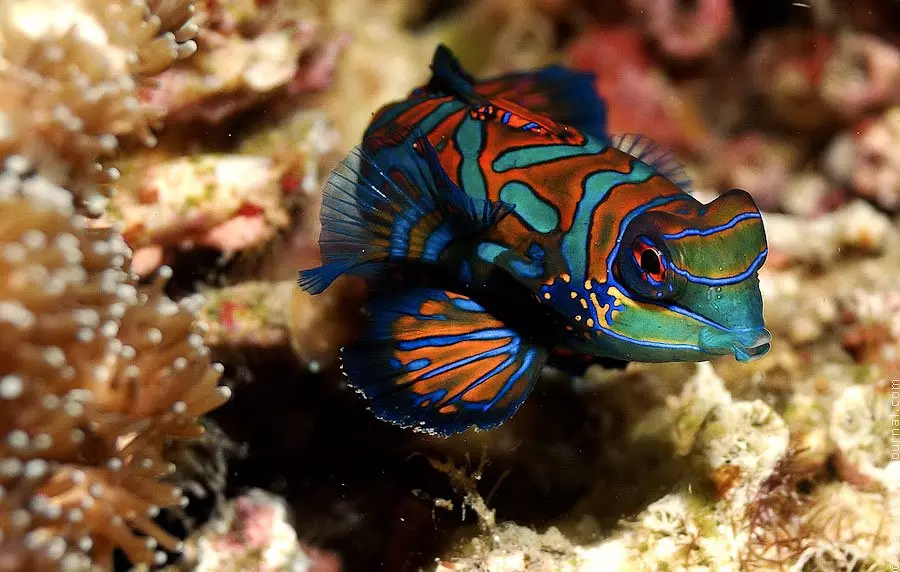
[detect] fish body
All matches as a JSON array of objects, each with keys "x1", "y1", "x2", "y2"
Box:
[{"x1": 299, "y1": 46, "x2": 769, "y2": 435}]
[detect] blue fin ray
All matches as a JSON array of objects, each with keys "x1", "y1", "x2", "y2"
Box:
[
  {"x1": 611, "y1": 134, "x2": 693, "y2": 192},
  {"x1": 298, "y1": 135, "x2": 510, "y2": 294}
]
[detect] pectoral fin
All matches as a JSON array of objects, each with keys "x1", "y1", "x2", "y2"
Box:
[{"x1": 341, "y1": 288, "x2": 549, "y2": 435}]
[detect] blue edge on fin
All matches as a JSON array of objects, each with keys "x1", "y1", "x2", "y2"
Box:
[{"x1": 341, "y1": 288, "x2": 549, "y2": 436}]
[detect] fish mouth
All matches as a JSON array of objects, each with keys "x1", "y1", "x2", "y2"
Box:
[{"x1": 699, "y1": 327, "x2": 771, "y2": 363}]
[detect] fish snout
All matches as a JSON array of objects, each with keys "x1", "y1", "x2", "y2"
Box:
[{"x1": 699, "y1": 327, "x2": 771, "y2": 362}]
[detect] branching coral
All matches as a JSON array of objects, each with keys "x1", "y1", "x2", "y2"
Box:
[
  {"x1": 0, "y1": 0, "x2": 201, "y2": 215},
  {"x1": 0, "y1": 158, "x2": 230, "y2": 570}
]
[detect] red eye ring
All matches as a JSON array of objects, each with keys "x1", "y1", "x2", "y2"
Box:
[{"x1": 633, "y1": 242, "x2": 666, "y2": 284}]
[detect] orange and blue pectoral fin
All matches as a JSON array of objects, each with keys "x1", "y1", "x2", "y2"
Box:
[
  {"x1": 298, "y1": 134, "x2": 511, "y2": 294},
  {"x1": 341, "y1": 288, "x2": 549, "y2": 435}
]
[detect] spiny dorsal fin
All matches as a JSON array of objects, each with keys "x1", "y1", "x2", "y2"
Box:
[
  {"x1": 611, "y1": 134, "x2": 692, "y2": 192},
  {"x1": 426, "y1": 45, "x2": 483, "y2": 104}
]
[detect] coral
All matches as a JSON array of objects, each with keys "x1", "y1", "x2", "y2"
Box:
[
  {"x1": 820, "y1": 33, "x2": 900, "y2": 119},
  {"x1": 627, "y1": 0, "x2": 734, "y2": 61},
  {"x1": 838, "y1": 287, "x2": 900, "y2": 372},
  {"x1": 748, "y1": 30, "x2": 834, "y2": 131},
  {"x1": 181, "y1": 489, "x2": 341, "y2": 572},
  {"x1": 200, "y1": 281, "x2": 296, "y2": 348},
  {"x1": 762, "y1": 200, "x2": 891, "y2": 268},
  {"x1": 711, "y1": 133, "x2": 801, "y2": 211},
  {"x1": 428, "y1": 0, "x2": 557, "y2": 76},
  {"x1": 314, "y1": 0, "x2": 433, "y2": 144},
  {"x1": 779, "y1": 172, "x2": 838, "y2": 218},
  {"x1": 829, "y1": 383, "x2": 898, "y2": 489},
  {"x1": 196, "y1": 276, "x2": 364, "y2": 370},
  {"x1": 111, "y1": 152, "x2": 289, "y2": 276},
  {"x1": 435, "y1": 523, "x2": 579, "y2": 572},
  {"x1": 0, "y1": 0, "x2": 200, "y2": 215},
  {"x1": 142, "y1": 3, "x2": 345, "y2": 125},
  {"x1": 0, "y1": 158, "x2": 230, "y2": 570},
  {"x1": 567, "y1": 26, "x2": 711, "y2": 153},
  {"x1": 802, "y1": 483, "x2": 894, "y2": 565},
  {"x1": 847, "y1": 107, "x2": 900, "y2": 211},
  {"x1": 682, "y1": 375, "x2": 790, "y2": 511}
]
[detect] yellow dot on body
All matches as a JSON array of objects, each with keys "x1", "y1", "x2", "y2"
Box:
[
  {"x1": 575, "y1": 315, "x2": 582, "y2": 321},
  {"x1": 543, "y1": 292, "x2": 551, "y2": 300},
  {"x1": 570, "y1": 291, "x2": 578, "y2": 299},
  {"x1": 587, "y1": 318, "x2": 595, "y2": 327}
]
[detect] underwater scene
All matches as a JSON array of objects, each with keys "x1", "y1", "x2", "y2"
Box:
[{"x1": 0, "y1": 0, "x2": 898, "y2": 570}]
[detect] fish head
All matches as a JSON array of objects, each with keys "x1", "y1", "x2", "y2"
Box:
[{"x1": 599, "y1": 188, "x2": 770, "y2": 362}]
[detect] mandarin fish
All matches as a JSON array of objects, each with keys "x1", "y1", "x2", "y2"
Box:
[{"x1": 298, "y1": 45, "x2": 770, "y2": 436}]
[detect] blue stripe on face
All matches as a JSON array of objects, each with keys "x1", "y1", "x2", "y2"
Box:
[
  {"x1": 661, "y1": 212, "x2": 762, "y2": 240},
  {"x1": 563, "y1": 161, "x2": 657, "y2": 279},
  {"x1": 668, "y1": 250, "x2": 768, "y2": 286},
  {"x1": 492, "y1": 137, "x2": 607, "y2": 172},
  {"x1": 604, "y1": 195, "x2": 690, "y2": 279}
]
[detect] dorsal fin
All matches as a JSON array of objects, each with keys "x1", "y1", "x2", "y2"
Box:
[
  {"x1": 426, "y1": 45, "x2": 586, "y2": 143},
  {"x1": 611, "y1": 134, "x2": 692, "y2": 192},
  {"x1": 474, "y1": 65, "x2": 607, "y2": 140},
  {"x1": 426, "y1": 44, "x2": 484, "y2": 104}
]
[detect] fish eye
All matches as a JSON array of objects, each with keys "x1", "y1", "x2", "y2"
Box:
[{"x1": 633, "y1": 240, "x2": 667, "y2": 285}]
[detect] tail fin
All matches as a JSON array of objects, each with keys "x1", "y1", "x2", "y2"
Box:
[{"x1": 298, "y1": 135, "x2": 510, "y2": 294}]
